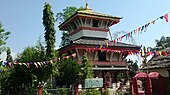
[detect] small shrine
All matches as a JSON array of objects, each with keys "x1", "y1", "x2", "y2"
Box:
[{"x1": 58, "y1": 3, "x2": 141, "y2": 86}]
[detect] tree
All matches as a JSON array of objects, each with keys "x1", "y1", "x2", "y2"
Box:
[
  {"x1": 56, "y1": 6, "x2": 84, "y2": 47},
  {"x1": 1, "y1": 39, "x2": 53, "y2": 94},
  {"x1": 81, "y1": 52, "x2": 94, "y2": 79},
  {"x1": 0, "y1": 22, "x2": 11, "y2": 57},
  {"x1": 56, "y1": 6, "x2": 84, "y2": 23},
  {"x1": 57, "y1": 58, "x2": 81, "y2": 86},
  {"x1": 43, "y1": 2, "x2": 56, "y2": 59},
  {"x1": 127, "y1": 60, "x2": 139, "y2": 80},
  {"x1": 151, "y1": 36, "x2": 170, "y2": 51},
  {"x1": 6, "y1": 47, "x2": 13, "y2": 62}
]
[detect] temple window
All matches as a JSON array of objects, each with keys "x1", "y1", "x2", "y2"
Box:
[
  {"x1": 92, "y1": 19, "x2": 99, "y2": 27},
  {"x1": 98, "y1": 50, "x2": 106, "y2": 61}
]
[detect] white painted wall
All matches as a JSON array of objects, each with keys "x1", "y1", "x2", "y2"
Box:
[{"x1": 71, "y1": 30, "x2": 108, "y2": 41}]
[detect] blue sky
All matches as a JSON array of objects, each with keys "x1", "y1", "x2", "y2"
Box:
[{"x1": 0, "y1": 0, "x2": 170, "y2": 60}]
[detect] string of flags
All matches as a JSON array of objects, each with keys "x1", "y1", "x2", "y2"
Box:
[
  {"x1": 141, "y1": 50, "x2": 170, "y2": 57},
  {"x1": 98, "y1": 12, "x2": 169, "y2": 50},
  {"x1": 0, "y1": 53, "x2": 76, "y2": 69},
  {"x1": 113, "y1": 12, "x2": 169, "y2": 43}
]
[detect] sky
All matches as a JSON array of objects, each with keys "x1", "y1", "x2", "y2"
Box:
[{"x1": 0, "y1": 0, "x2": 170, "y2": 61}]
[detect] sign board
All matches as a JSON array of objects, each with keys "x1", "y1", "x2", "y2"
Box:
[{"x1": 85, "y1": 78, "x2": 103, "y2": 88}]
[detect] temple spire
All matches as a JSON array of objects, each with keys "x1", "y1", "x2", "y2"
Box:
[
  {"x1": 85, "y1": 0, "x2": 89, "y2": 10},
  {"x1": 84, "y1": 0, "x2": 92, "y2": 11}
]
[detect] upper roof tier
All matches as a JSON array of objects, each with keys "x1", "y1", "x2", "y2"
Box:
[{"x1": 58, "y1": 8, "x2": 122, "y2": 31}]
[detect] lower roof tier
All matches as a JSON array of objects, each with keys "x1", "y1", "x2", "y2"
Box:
[{"x1": 58, "y1": 37, "x2": 141, "y2": 54}]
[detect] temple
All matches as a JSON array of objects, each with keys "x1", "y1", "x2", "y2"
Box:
[{"x1": 58, "y1": 4, "x2": 140, "y2": 86}]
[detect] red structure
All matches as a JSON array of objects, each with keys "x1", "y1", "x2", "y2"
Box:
[
  {"x1": 148, "y1": 72, "x2": 164, "y2": 95},
  {"x1": 132, "y1": 72, "x2": 152, "y2": 95},
  {"x1": 38, "y1": 84, "x2": 43, "y2": 95}
]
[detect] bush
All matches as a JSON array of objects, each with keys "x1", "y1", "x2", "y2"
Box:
[
  {"x1": 57, "y1": 88, "x2": 69, "y2": 95},
  {"x1": 80, "y1": 89, "x2": 101, "y2": 95}
]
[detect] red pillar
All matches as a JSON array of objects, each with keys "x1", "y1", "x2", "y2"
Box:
[
  {"x1": 38, "y1": 84, "x2": 43, "y2": 95},
  {"x1": 104, "y1": 83, "x2": 108, "y2": 90},
  {"x1": 74, "y1": 83, "x2": 78, "y2": 95},
  {"x1": 146, "y1": 78, "x2": 152, "y2": 95},
  {"x1": 133, "y1": 78, "x2": 138, "y2": 95}
]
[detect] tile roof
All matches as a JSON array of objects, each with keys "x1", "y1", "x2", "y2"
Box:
[
  {"x1": 142, "y1": 55, "x2": 170, "y2": 69},
  {"x1": 77, "y1": 9, "x2": 122, "y2": 19},
  {"x1": 73, "y1": 38, "x2": 140, "y2": 48}
]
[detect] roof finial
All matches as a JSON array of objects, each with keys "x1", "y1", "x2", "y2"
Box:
[{"x1": 85, "y1": 0, "x2": 89, "y2": 10}]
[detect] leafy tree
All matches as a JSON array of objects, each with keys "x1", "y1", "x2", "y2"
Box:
[
  {"x1": 6, "y1": 47, "x2": 13, "y2": 62},
  {"x1": 57, "y1": 58, "x2": 81, "y2": 86},
  {"x1": 151, "y1": 36, "x2": 170, "y2": 51},
  {"x1": 56, "y1": 6, "x2": 84, "y2": 22},
  {"x1": 43, "y1": 2, "x2": 56, "y2": 59},
  {"x1": 56, "y1": 6, "x2": 84, "y2": 47},
  {"x1": 0, "y1": 22, "x2": 11, "y2": 57},
  {"x1": 127, "y1": 60, "x2": 139, "y2": 79},
  {"x1": 1, "y1": 39, "x2": 53, "y2": 94},
  {"x1": 60, "y1": 31, "x2": 70, "y2": 47},
  {"x1": 81, "y1": 52, "x2": 94, "y2": 79}
]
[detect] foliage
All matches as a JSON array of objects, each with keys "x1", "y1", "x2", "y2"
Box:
[
  {"x1": 127, "y1": 60, "x2": 139, "y2": 80},
  {"x1": 43, "y1": 2, "x2": 56, "y2": 60},
  {"x1": 60, "y1": 31, "x2": 70, "y2": 47},
  {"x1": 151, "y1": 36, "x2": 170, "y2": 51},
  {"x1": 56, "y1": 6, "x2": 84, "y2": 47},
  {"x1": 102, "y1": 89, "x2": 109, "y2": 95},
  {"x1": 57, "y1": 58, "x2": 81, "y2": 86},
  {"x1": 80, "y1": 89, "x2": 101, "y2": 95},
  {"x1": 56, "y1": 6, "x2": 84, "y2": 22},
  {"x1": 81, "y1": 52, "x2": 94, "y2": 80},
  {"x1": 6, "y1": 47, "x2": 13, "y2": 62},
  {"x1": 0, "y1": 22, "x2": 11, "y2": 56},
  {"x1": 0, "y1": 38, "x2": 54, "y2": 94},
  {"x1": 57, "y1": 88, "x2": 70, "y2": 95}
]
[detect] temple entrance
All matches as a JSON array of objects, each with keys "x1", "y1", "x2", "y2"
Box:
[
  {"x1": 131, "y1": 72, "x2": 152, "y2": 95},
  {"x1": 148, "y1": 72, "x2": 164, "y2": 95}
]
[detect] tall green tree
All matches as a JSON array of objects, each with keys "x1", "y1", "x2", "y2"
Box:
[
  {"x1": 81, "y1": 52, "x2": 94, "y2": 79},
  {"x1": 56, "y1": 6, "x2": 84, "y2": 47},
  {"x1": 0, "y1": 22, "x2": 11, "y2": 57},
  {"x1": 43, "y1": 2, "x2": 56, "y2": 59},
  {"x1": 6, "y1": 47, "x2": 13, "y2": 62}
]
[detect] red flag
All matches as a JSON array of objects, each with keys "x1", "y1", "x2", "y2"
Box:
[
  {"x1": 164, "y1": 14, "x2": 168, "y2": 22},
  {"x1": 27, "y1": 63, "x2": 30, "y2": 69}
]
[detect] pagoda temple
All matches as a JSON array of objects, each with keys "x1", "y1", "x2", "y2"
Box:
[{"x1": 58, "y1": 4, "x2": 140, "y2": 86}]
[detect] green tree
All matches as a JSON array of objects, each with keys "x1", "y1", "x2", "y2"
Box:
[
  {"x1": 43, "y1": 2, "x2": 56, "y2": 59},
  {"x1": 0, "y1": 22, "x2": 11, "y2": 57},
  {"x1": 81, "y1": 52, "x2": 94, "y2": 79},
  {"x1": 1, "y1": 39, "x2": 53, "y2": 94},
  {"x1": 56, "y1": 6, "x2": 84, "y2": 47},
  {"x1": 127, "y1": 60, "x2": 139, "y2": 79},
  {"x1": 57, "y1": 58, "x2": 81, "y2": 86},
  {"x1": 6, "y1": 47, "x2": 13, "y2": 62},
  {"x1": 150, "y1": 36, "x2": 170, "y2": 51},
  {"x1": 56, "y1": 6, "x2": 84, "y2": 22}
]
